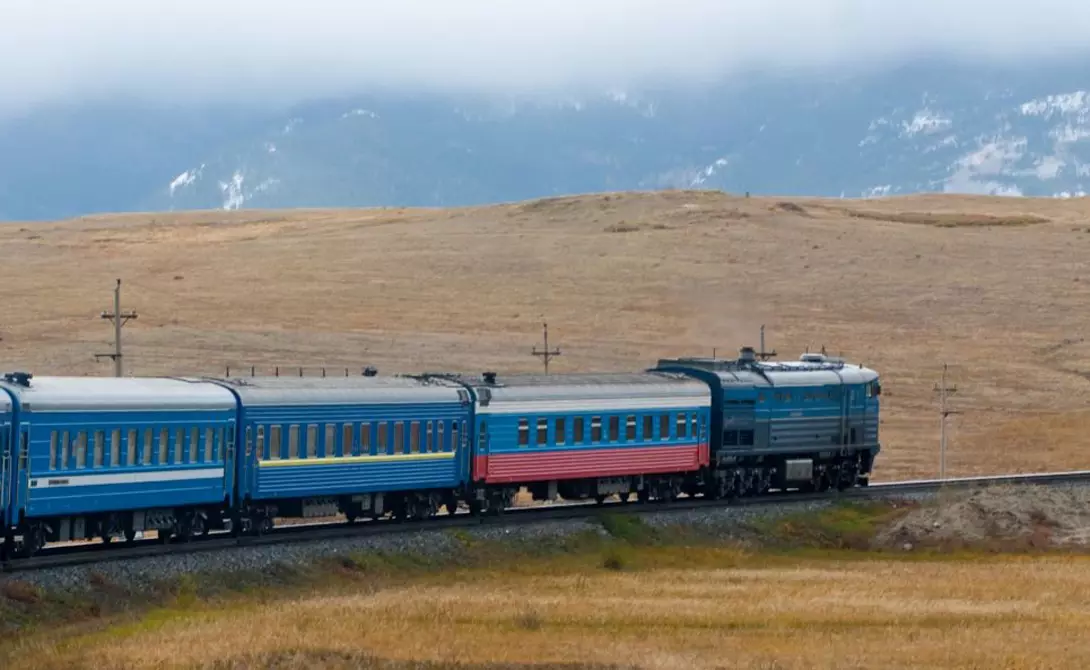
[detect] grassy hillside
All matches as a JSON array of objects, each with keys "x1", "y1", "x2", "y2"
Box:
[{"x1": 3, "y1": 189, "x2": 1090, "y2": 480}]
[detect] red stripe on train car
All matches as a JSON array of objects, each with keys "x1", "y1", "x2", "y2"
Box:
[{"x1": 474, "y1": 443, "x2": 708, "y2": 484}]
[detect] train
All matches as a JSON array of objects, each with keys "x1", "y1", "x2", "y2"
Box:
[{"x1": 0, "y1": 346, "x2": 881, "y2": 558}]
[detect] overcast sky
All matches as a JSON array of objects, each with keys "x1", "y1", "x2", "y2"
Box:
[{"x1": 3, "y1": 1, "x2": 1090, "y2": 116}]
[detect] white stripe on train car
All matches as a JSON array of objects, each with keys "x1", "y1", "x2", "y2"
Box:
[
  {"x1": 476, "y1": 397, "x2": 708, "y2": 415},
  {"x1": 29, "y1": 468, "x2": 225, "y2": 489}
]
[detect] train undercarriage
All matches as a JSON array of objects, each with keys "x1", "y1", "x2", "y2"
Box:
[{"x1": 2, "y1": 449, "x2": 873, "y2": 559}]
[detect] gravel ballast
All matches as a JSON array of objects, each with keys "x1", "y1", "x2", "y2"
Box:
[{"x1": 7, "y1": 482, "x2": 1084, "y2": 596}]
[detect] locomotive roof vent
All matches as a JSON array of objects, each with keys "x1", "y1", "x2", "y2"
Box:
[
  {"x1": 482, "y1": 371, "x2": 498, "y2": 385},
  {"x1": 2, "y1": 371, "x2": 33, "y2": 387},
  {"x1": 362, "y1": 366, "x2": 378, "y2": 377},
  {"x1": 800, "y1": 353, "x2": 827, "y2": 363},
  {"x1": 738, "y1": 347, "x2": 757, "y2": 364}
]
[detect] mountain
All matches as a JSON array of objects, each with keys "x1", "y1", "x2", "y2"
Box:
[{"x1": 1, "y1": 60, "x2": 1089, "y2": 220}]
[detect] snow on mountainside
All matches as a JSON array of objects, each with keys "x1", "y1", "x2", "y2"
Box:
[
  {"x1": 2, "y1": 61, "x2": 1089, "y2": 220},
  {"x1": 161, "y1": 72, "x2": 1090, "y2": 213},
  {"x1": 856, "y1": 90, "x2": 1090, "y2": 198}
]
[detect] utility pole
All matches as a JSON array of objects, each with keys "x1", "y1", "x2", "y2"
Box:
[
  {"x1": 531, "y1": 322, "x2": 561, "y2": 374},
  {"x1": 756, "y1": 324, "x2": 777, "y2": 360},
  {"x1": 95, "y1": 279, "x2": 138, "y2": 377},
  {"x1": 933, "y1": 363, "x2": 958, "y2": 479}
]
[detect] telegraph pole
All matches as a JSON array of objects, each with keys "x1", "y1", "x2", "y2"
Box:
[
  {"x1": 756, "y1": 324, "x2": 777, "y2": 360},
  {"x1": 95, "y1": 279, "x2": 138, "y2": 377},
  {"x1": 531, "y1": 322, "x2": 561, "y2": 374},
  {"x1": 933, "y1": 363, "x2": 958, "y2": 479}
]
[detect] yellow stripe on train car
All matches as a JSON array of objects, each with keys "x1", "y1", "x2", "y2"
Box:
[{"x1": 258, "y1": 452, "x2": 457, "y2": 468}]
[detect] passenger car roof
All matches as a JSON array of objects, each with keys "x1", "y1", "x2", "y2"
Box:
[{"x1": 0, "y1": 376, "x2": 236, "y2": 412}]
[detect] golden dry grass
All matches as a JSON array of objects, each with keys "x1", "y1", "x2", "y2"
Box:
[
  {"x1": 5, "y1": 189, "x2": 1090, "y2": 481},
  {"x1": 14, "y1": 549, "x2": 1090, "y2": 669}
]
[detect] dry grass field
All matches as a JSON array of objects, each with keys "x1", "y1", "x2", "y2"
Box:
[
  {"x1": 4, "y1": 189, "x2": 1090, "y2": 480},
  {"x1": 14, "y1": 549, "x2": 1090, "y2": 669}
]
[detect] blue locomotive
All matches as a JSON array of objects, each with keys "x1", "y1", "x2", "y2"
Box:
[{"x1": 0, "y1": 347, "x2": 881, "y2": 557}]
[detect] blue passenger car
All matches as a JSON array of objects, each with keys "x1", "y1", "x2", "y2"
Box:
[
  {"x1": 0, "y1": 374, "x2": 237, "y2": 555},
  {"x1": 219, "y1": 375, "x2": 473, "y2": 529},
  {"x1": 462, "y1": 371, "x2": 712, "y2": 510},
  {"x1": 656, "y1": 348, "x2": 881, "y2": 496}
]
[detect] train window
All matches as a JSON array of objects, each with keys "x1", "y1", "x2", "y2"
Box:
[
  {"x1": 75, "y1": 432, "x2": 87, "y2": 469},
  {"x1": 49, "y1": 432, "x2": 58, "y2": 470},
  {"x1": 217, "y1": 427, "x2": 226, "y2": 461},
  {"x1": 93, "y1": 430, "x2": 104, "y2": 468},
  {"x1": 307, "y1": 424, "x2": 319, "y2": 458},
  {"x1": 361, "y1": 423, "x2": 371, "y2": 455},
  {"x1": 437, "y1": 421, "x2": 444, "y2": 453},
  {"x1": 377, "y1": 423, "x2": 387, "y2": 454},
  {"x1": 256, "y1": 426, "x2": 266, "y2": 461},
  {"x1": 188, "y1": 427, "x2": 198, "y2": 463},
  {"x1": 343, "y1": 424, "x2": 354, "y2": 457},
  {"x1": 175, "y1": 428, "x2": 185, "y2": 464},
  {"x1": 450, "y1": 421, "x2": 459, "y2": 452},
  {"x1": 643, "y1": 416, "x2": 653, "y2": 441},
  {"x1": 676, "y1": 414, "x2": 687, "y2": 439},
  {"x1": 573, "y1": 417, "x2": 584, "y2": 444},
  {"x1": 591, "y1": 417, "x2": 602, "y2": 443},
  {"x1": 477, "y1": 421, "x2": 487, "y2": 451},
  {"x1": 410, "y1": 421, "x2": 421, "y2": 454},
  {"x1": 659, "y1": 414, "x2": 669, "y2": 439},
  {"x1": 111, "y1": 429, "x2": 121, "y2": 467},
  {"x1": 426, "y1": 421, "x2": 434, "y2": 453},
  {"x1": 325, "y1": 424, "x2": 337, "y2": 458},
  {"x1": 393, "y1": 422, "x2": 404, "y2": 455},
  {"x1": 691, "y1": 414, "x2": 698, "y2": 438},
  {"x1": 266, "y1": 425, "x2": 279, "y2": 461},
  {"x1": 739, "y1": 430, "x2": 754, "y2": 446},
  {"x1": 127, "y1": 429, "x2": 138, "y2": 466},
  {"x1": 143, "y1": 428, "x2": 153, "y2": 465},
  {"x1": 60, "y1": 431, "x2": 70, "y2": 469},
  {"x1": 289, "y1": 425, "x2": 300, "y2": 459},
  {"x1": 518, "y1": 419, "x2": 529, "y2": 447},
  {"x1": 609, "y1": 416, "x2": 619, "y2": 442},
  {"x1": 555, "y1": 418, "x2": 566, "y2": 446},
  {"x1": 204, "y1": 428, "x2": 213, "y2": 462},
  {"x1": 536, "y1": 418, "x2": 548, "y2": 446}
]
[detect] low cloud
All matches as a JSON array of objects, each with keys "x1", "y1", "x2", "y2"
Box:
[{"x1": 3, "y1": 0, "x2": 1090, "y2": 116}]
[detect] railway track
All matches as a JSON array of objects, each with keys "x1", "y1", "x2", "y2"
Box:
[{"x1": 5, "y1": 469, "x2": 1090, "y2": 575}]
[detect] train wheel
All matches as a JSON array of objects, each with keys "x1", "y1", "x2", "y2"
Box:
[
  {"x1": 187, "y1": 515, "x2": 207, "y2": 541},
  {"x1": 594, "y1": 495, "x2": 607, "y2": 506},
  {"x1": 16, "y1": 525, "x2": 45, "y2": 558}
]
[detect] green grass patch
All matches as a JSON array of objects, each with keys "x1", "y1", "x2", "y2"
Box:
[{"x1": 751, "y1": 500, "x2": 905, "y2": 550}]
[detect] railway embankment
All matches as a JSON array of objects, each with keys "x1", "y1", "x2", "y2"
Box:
[{"x1": 4, "y1": 482, "x2": 1090, "y2": 641}]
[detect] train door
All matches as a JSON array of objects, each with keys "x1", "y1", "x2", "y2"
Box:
[
  {"x1": 224, "y1": 418, "x2": 237, "y2": 506},
  {"x1": 12, "y1": 423, "x2": 30, "y2": 519},
  {"x1": 847, "y1": 385, "x2": 864, "y2": 447},
  {"x1": 0, "y1": 411, "x2": 9, "y2": 530}
]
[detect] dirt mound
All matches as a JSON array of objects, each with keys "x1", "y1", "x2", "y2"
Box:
[{"x1": 874, "y1": 485, "x2": 1090, "y2": 551}]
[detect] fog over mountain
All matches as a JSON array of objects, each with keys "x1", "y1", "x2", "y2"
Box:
[{"x1": 2, "y1": 2, "x2": 1090, "y2": 220}]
